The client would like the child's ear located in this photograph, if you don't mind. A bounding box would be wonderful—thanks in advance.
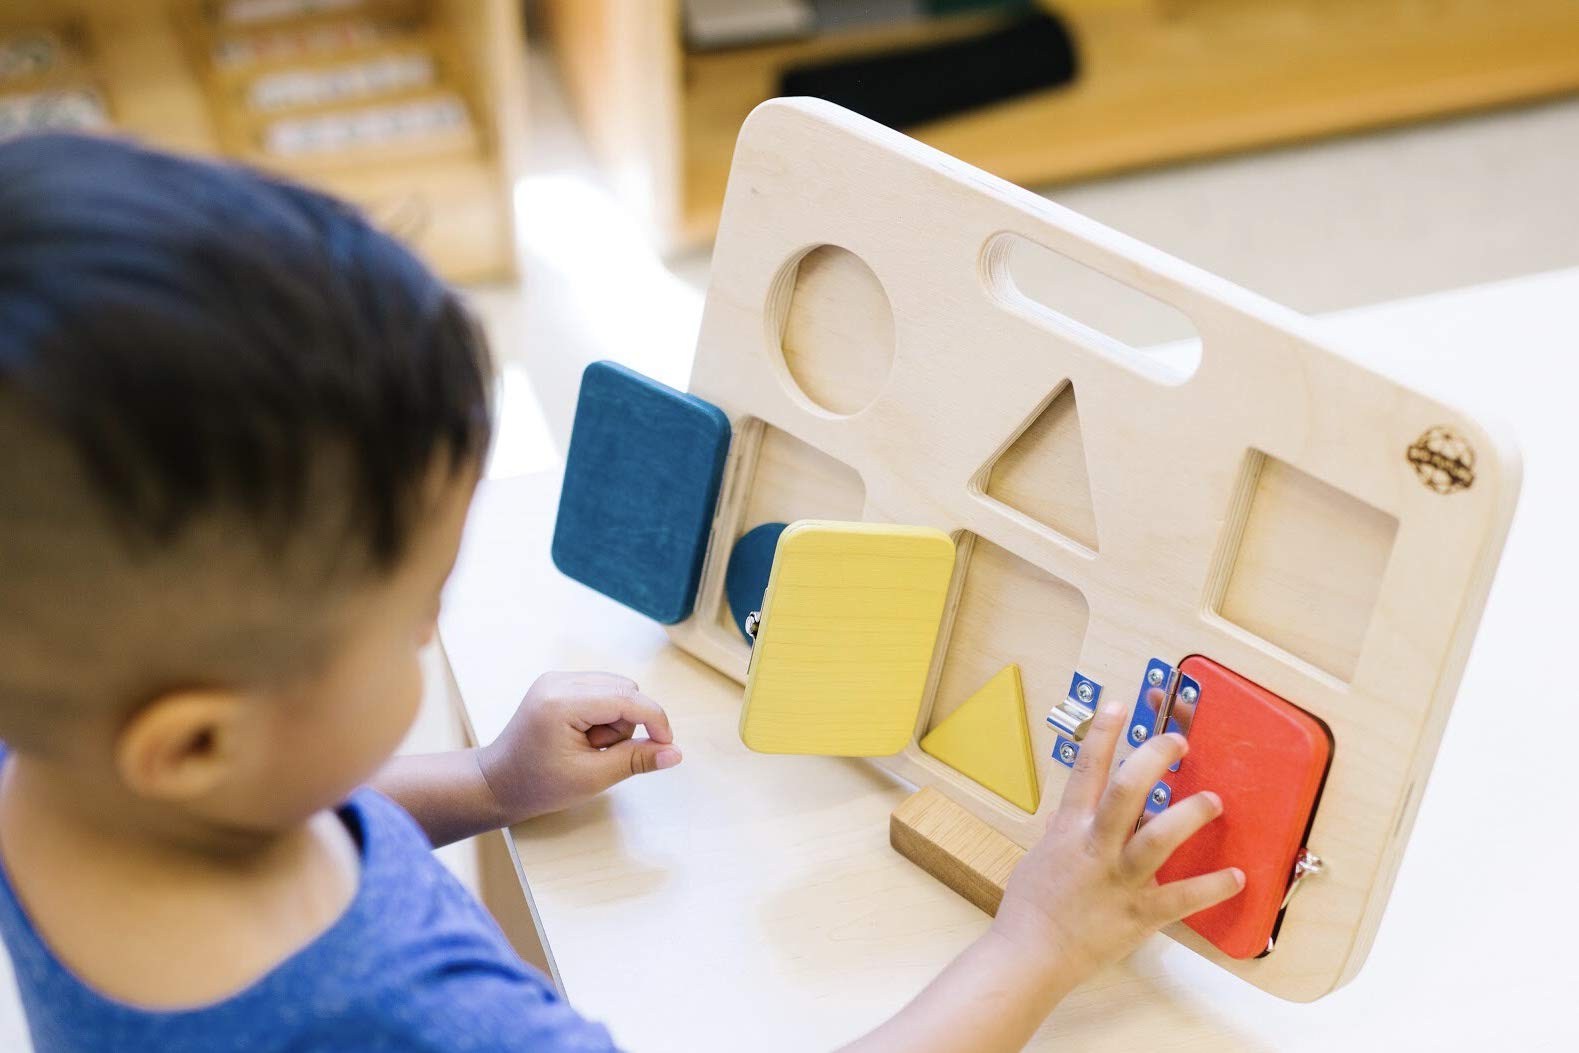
[114,690,248,802]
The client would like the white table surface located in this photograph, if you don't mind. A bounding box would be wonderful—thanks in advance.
[440,268,1579,1052]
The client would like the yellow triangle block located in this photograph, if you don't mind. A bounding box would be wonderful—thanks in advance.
[920,665,1040,813]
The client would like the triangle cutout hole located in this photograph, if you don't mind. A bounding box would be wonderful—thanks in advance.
[980,381,1098,552]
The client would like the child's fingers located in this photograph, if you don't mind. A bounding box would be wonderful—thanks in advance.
[598,737,683,780]
[1142,867,1245,927]
[570,671,640,693]
[569,687,675,745]
[1089,733,1188,847]
[585,719,636,748]
[1059,701,1129,817]
[1120,790,1222,880]
[624,692,674,743]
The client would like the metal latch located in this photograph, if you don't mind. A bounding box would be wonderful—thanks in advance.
[743,610,761,677]
[1128,658,1201,772]
[1266,848,1326,954]
[1048,673,1101,767]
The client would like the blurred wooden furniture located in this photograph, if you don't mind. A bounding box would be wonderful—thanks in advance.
[537,0,1579,247]
[3,0,525,282]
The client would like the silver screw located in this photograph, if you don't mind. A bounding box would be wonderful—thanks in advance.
[1147,667,1165,687]
[1075,681,1094,704]
[1129,724,1148,744]
[1180,684,1198,704]
[1149,785,1169,806]
[1058,743,1077,764]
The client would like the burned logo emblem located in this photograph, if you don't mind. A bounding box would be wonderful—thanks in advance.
[1407,427,1474,494]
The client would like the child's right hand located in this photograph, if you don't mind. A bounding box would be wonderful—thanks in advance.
[989,699,1244,984]
[840,699,1245,1053]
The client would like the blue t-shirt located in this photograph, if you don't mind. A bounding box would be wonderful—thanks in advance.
[0,779,622,1052]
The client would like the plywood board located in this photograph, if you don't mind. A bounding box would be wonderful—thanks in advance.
[665,99,1519,1000]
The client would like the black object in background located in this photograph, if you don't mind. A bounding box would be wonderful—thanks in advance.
[778,10,1078,130]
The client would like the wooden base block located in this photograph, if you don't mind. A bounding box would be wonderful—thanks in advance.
[889,786,1022,916]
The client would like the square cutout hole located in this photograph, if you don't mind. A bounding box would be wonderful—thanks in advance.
[1213,451,1398,681]
[926,533,1090,809]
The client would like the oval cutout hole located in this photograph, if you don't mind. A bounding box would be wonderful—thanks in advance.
[774,245,896,415]
[987,233,1202,383]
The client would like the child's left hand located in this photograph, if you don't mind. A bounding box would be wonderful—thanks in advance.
[477,671,682,823]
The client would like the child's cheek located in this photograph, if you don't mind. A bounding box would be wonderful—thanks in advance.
[344,640,425,774]
[383,646,426,746]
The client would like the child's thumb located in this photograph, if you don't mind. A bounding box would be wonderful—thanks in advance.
[603,738,683,780]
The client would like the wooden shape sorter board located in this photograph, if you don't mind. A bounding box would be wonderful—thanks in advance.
[649,99,1519,1002]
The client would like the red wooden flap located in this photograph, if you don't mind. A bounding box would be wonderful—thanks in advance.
[1155,656,1332,960]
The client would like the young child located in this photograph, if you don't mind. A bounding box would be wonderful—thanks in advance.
[0,133,1243,1053]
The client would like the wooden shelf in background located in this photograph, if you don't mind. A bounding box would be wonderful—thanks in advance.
[538,0,1579,248]
[4,0,525,283]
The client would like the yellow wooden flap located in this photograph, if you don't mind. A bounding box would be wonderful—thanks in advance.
[739,521,955,756]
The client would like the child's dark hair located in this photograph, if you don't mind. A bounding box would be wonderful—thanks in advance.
[0,134,492,741]
[0,132,491,565]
